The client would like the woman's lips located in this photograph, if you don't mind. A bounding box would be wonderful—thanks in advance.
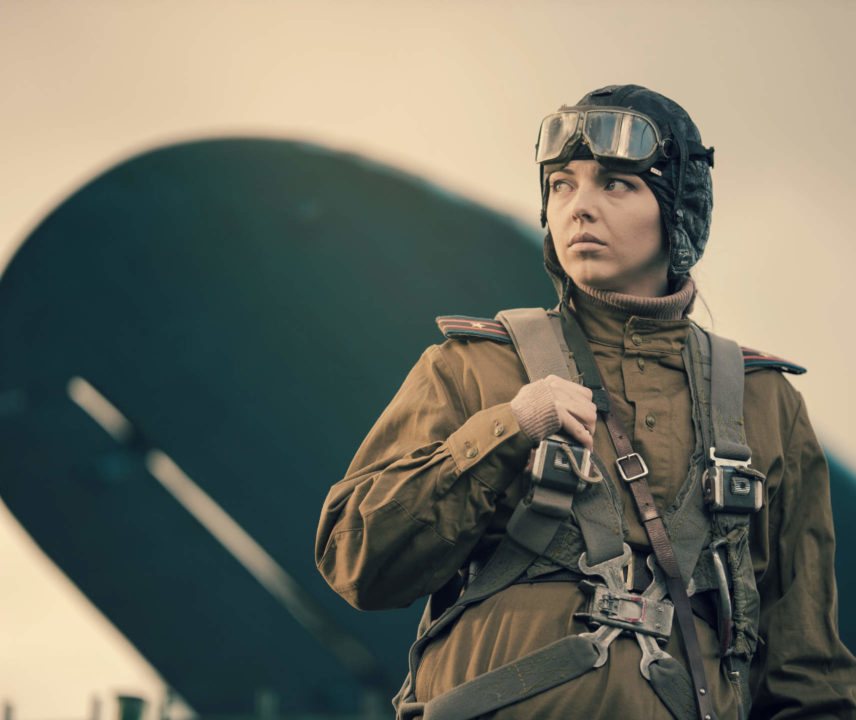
[568,232,605,249]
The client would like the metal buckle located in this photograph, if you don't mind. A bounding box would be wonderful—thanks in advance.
[709,448,751,468]
[529,435,602,517]
[705,449,764,513]
[730,476,752,495]
[584,586,674,642]
[615,452,649,482]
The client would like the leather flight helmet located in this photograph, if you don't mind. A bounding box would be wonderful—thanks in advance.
[538,84,714,275]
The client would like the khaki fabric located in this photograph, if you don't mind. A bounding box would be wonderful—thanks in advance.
[316,291,856,719]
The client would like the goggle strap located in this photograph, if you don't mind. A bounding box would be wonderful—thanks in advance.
[675,133,689,226]
[685,140,714,168]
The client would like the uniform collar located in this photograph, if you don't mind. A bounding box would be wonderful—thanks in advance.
[563,278,694,354]
[574,276,695,320]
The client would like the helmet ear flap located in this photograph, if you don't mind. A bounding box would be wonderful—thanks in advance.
[668,220,696,274]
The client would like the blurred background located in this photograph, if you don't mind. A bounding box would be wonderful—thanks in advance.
[1,1,854,719]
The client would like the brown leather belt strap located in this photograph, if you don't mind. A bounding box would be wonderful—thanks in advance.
[604,407,718,720]
[556,305,718,719]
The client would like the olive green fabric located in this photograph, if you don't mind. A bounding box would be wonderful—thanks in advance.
[316,289,856,718]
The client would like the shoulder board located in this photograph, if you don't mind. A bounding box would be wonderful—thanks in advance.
[741,347,806,375]
[436,315,511,343]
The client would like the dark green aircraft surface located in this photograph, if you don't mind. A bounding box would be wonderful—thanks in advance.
[0,139,851,715]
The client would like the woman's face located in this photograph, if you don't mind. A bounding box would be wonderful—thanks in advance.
[546,159,669,297]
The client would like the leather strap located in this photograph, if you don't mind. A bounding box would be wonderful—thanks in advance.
[555,309,717,720]
[555,307,610,412]
[602,400,718,720]
[553,307,718,720]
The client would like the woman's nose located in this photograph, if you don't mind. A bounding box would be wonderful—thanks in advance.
[569,186,597,222]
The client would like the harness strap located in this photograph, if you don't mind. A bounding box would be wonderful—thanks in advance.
[421,634,601,720]
[495,308,573,381]
[553,307,611,411]
[605,399,716,720]
[557,309,719,720]
[396,308,739,720]
[650,659,700,720]
[709,333,751,462]
[571,457,626,564]
[687,325,757,718]
[398,305,587,717]
[662,328,713,594]
[498,308,625,564]
[687,326,713,452]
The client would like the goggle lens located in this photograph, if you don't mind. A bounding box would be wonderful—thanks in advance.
[536,112,580,164]
[585,112,658,161]
[536,108,661,167]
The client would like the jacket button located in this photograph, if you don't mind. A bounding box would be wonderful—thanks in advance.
[465,446,478,458]
[494,423,505,437]
[637,357,646,371]
[645,414,656,429]
[631,333,643,346]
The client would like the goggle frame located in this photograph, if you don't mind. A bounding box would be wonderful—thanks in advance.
[535,106,669,173]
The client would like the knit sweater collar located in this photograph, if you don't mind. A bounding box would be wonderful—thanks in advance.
[573,276,696,321]
[563,277,695,354]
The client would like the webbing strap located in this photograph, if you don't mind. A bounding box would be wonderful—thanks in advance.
[495,308,573,381]
[650,660,699,720]
[686,328,753,529]
[556,306,610,412]
[420,631,699,720]
[687,327,714,453]
[424,537,537,639]
[603,402,718,720]
[689,326,758,666]
[399,512,579,717]
[399,309,714,720]
[558,311,718,720]
[398,535,537,717]
[421,634,601,720]
[571,459,625,564]
[709,333,751,462]
[505,500,569,555]
[399,307,605,716]
[497,308,625,565]
[662,329,713,582]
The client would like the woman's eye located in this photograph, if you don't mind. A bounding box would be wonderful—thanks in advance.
[605,178,634,191]
[551,179,572,193]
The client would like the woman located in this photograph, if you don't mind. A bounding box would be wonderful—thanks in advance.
[315,85,856,719]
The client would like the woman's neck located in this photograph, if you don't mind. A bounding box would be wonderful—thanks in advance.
[573,276,695,320]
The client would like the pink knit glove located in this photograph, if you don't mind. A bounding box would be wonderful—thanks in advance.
[510,378,562,444]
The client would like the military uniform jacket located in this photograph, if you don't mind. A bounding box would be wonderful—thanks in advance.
[315,291,856,719]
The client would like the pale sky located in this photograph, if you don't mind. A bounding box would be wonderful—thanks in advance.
[2,1,854,717]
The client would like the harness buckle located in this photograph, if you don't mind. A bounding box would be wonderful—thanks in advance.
[579,585,674,642]
[615,452,649,482]
[704,450,765,513]
[529,435,602,517]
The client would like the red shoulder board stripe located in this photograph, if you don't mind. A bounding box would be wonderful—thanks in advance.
[436,315,511,343]
[741,347,806,375]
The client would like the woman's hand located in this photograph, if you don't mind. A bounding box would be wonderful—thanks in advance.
[510,375,597,449]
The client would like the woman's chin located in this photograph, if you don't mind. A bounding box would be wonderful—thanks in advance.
[567,269,613,292]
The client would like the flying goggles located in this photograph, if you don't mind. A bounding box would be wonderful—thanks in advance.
[536,106,669,172]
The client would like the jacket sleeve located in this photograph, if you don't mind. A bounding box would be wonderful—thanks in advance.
[751,391,856,718]
[315,342,533,611]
